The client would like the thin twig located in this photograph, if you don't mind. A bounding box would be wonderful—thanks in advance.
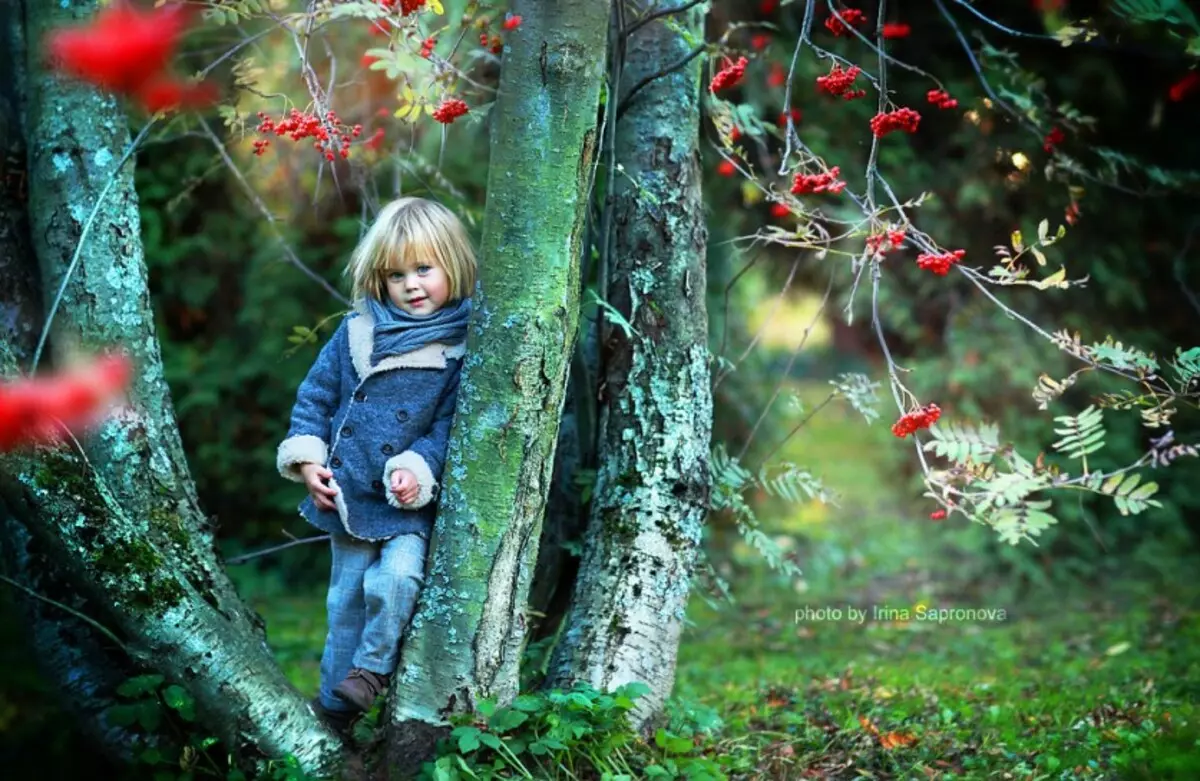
[0,574,128,653]
[224,534,331,565]
[32,121,157,374]
[196,116,350,305]
[621,0,706,41]
[616,43,706,121]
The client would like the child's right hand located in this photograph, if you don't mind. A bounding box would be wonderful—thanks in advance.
[299,462,338,512]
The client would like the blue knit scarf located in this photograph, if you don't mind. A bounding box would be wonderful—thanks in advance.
[365,296,472,365]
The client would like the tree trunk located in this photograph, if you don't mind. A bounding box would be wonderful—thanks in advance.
[547,0,712,731]
[1,9,146,765]
[387,0,611,769]
[0,1,342,773]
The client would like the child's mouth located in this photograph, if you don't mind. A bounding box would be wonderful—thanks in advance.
[408,297,427,306]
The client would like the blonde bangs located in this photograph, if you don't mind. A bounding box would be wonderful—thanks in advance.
[346,197,478,303]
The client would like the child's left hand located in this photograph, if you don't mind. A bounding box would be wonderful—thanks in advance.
[390,468,419,505]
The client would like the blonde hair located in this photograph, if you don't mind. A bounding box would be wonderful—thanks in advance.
[345,197,477,303]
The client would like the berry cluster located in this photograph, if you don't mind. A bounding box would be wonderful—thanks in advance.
[929,509,947,521]
[825,8,866,36]
[255,109,363,161]
[882,22,911,39]
[916,249,965,275]
[890,403,941,438]
[790,166,846,194]
[866,228,906,255]
[926,89,958,110]
[1043,126,1065,153]
[419,36,436,58]
[252,138,271,157]
[479,32,503,54]
[870,107,920,137]
[364,128,386,151]
[0,353,132,452]
[710,56,748,93]
[1169,72,1199,102]
[432,97,469,124]
[377,0,426,14]
[816,64,866,100]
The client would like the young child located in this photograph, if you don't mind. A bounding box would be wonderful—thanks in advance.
[276,196,475,730]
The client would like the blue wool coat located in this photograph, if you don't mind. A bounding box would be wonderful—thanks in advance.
[276,302,463,541]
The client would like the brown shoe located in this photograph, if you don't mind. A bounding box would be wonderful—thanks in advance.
[310,697,358,737]
[332,668,391,711]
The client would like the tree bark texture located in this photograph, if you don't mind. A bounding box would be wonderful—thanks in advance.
[0,1,343,773]
[547,0,713,731]
[388,0,611,766]
[1,11,150,764]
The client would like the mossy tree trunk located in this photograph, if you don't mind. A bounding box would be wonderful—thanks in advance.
[387,0,611,769]
[0,4,148,765]
[547,0,712,731]
[0,0,342,774]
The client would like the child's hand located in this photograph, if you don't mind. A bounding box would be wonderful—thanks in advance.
[390,468,419,506]
[299,462,338,512]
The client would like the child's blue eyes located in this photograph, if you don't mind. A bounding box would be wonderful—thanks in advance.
[387,266,431,280]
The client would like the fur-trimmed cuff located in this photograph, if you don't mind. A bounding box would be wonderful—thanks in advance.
[277,435,328,482]
[383,450,437,509]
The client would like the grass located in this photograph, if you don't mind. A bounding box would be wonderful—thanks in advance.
[667,380,1200,779]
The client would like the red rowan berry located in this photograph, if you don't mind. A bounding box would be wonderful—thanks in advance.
[432,97,469,124]
[790,166,846,195]
[716,160,736,177]
[710,56,748,93]
[503,15,522,31]
[1043,126,1065,153]
[870,107,920,137]
[816,64,865,100]
[882,22,911,38]
[825,8,866,37]
[915,249,965,275]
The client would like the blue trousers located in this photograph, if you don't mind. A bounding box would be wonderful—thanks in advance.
[319,531,428,713]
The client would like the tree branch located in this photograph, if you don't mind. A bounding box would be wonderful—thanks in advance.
[621,0,705,41]
[616,43,706,120]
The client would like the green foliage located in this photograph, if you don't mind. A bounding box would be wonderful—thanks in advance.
[104,673,317,781]
[422,682,732,781]
[1051,405,1106,465]
[709,444,833,583]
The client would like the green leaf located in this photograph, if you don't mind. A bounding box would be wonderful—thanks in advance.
[511,694,543,712]
[137,700,162,731]
[117,674,164,698]
[455,727,481,753]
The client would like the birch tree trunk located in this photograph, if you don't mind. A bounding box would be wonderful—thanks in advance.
[387,0,611,769]
[0,1,342,773]
[0,7,148,764]
[547,0,712,731]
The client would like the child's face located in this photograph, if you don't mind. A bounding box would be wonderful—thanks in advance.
[383,259,450,315]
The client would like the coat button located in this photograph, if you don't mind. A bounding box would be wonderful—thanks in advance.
[395,410,409,423]
[381,444,395,455]
[341,425,353,437]
[354,390,366,402]
[331,456,343,468]
[372,480,384,491]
